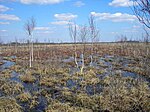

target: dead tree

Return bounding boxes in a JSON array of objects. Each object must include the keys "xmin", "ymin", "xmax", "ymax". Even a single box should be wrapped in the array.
[
  {"xmin": 14, "ymin": 37, "xmax": 18, "ymax": 54},
  {"xmin": 133, "ymin": 0, "xmax": 150, "ymax": 29},
  {"xmin": 0, "ymin": 37, "xmax": 2, "ymax": 61},
  {"xmin": 89, "ymin": 15, "xmax": 99, "ymax": 66},
  {"xmin": 142, "ymin": 26, "xmax": 149, "ymax": 63},
  {"xmin": 68, "ymin": 22, "xmax": 78, "ymax": 68},
  {"xmin": 24, "ymin": 17, "xmax": 36, "ymax": 67},
  {"xmin": 143, "ymin": 26, "xmax": 150, "ymax": 44},
  {"xmin": 78, "ymin": 25, "xmax": 89, "ymax": 73}
]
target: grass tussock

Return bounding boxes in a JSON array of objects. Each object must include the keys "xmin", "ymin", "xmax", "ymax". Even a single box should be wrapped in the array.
[
  {"xmin": 20, "ymin": 74, "xmax": 36, "ymax": 83},
  {"xmin": 17, "ymin": 92, "xmax": 31, "ymax": 102},
  {"xmin": 0, "ymin": 97, "xmax": 22, "ymax": 112},
  {"xmin": 0, "ymin": 62, "xmax": 4, "ymax": 66},
  {"xmin": 46, "ymin": 100, "xmax": 92, "ymax": 112},
  {"xmin": 0, "ymin": 79, "xmax": 23, "ymax": 95}
]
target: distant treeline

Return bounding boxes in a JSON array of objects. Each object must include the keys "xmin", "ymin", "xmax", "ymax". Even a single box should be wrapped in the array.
[{"xmin": 1, "ymin": 41, "xmax": 148, "ymax": 46}]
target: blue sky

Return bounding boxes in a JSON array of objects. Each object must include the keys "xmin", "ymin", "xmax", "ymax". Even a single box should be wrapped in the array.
[{"xmin": 0, "ymin": 0, "xmax": 146, "ymax": 43}]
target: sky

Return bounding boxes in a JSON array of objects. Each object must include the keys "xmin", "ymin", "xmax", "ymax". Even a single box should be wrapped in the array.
[{"xmin": 0, "ymin": 0, "xmax": 148, "ymax": 43}]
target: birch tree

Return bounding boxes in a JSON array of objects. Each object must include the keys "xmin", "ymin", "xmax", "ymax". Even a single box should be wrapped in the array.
[
  {"xmin": 24, "ymin": 17, "xmax": 36, "ymax": 67},
  {"xmin": 0, "ymin": 37, "xmax": 2, "ymax": 61},
  {"xmin": 78, "ymin": 25, "xmax": 89, "ymax": 73},
  {"xmin": 69, "ymin": 22, "xmax": 79, "ymax": 68},
  {"xmin": 89, "ymin": 15, "xmax": 99, "ymax": 66}
]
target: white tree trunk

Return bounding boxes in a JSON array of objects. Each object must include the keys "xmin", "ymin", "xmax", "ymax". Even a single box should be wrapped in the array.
[
  {"xmin": 75, "ymin": 51, "xmax": 78, "ymax": 68},
  {"xmin": 29, "ymin": 35, "xmax": 32, "ymax": 68},
  {"xmin": 31, "ymin": 35, "xmax": 34, "ymax": 62},
  {"xmin": 90, "ymin": 55, "xmax": 93, "ymax": 66},
  {"xmin": 90, "ymin": 40, "xmax": 94, "ymax": 66},
  {"xmin": 80, "ymin": 53, "xmax": 84, "ymax": 74},
  {"xmin": 29, "ymin": 47, "xmax": 32, "ymax": 67}
]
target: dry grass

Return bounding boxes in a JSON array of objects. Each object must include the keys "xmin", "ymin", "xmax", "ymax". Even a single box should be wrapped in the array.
[
  {"xmin": 46, "ymin": 100, "xmax": 92, "ymax": 112},
  {"xmin": 0, "ymin": 97, "xmax": 22, "ymax": 112},
  {"xmin": 0, "ymin": 43, "xmax": 149, "ymax": 111},
  {"xmin": 0, "ymin": 79, "xmax": 23, "ymax": 95},
  {"xmin": 20, "ymin": 74, "xmax": 36, "ymax": 83},
  {"xmin": 17, "ymin": 92, "xmax": 31, "ymax": 102}
]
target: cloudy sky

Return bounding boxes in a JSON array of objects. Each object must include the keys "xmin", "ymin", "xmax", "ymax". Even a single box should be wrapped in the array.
[{"xmin": 0, "ymin": 0, "xmax": 146, "ymax": 43}]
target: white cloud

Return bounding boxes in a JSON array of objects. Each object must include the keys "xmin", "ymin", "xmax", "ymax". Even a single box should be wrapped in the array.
[
  {"xmin": 51, "ymin": 13, "xmax": 77, "ymax": 26},
  {"xmin": 133, "ymin": 25, "xmax": 140, "ymax": 28},
  {"xmin": 0, "ymin": 14, "xmax": 20, "ymax": 21},
  {"xmin": 51, "ymin": 21, "xmax": 73, "ymax": 25},
  {"xmin": 91, "ymin": 12, "xmax": 136, "ymax": 22},
  {"xmin": 36, "ymin": 31, "xmax": 53, "ymax": 34},
  {"xmin": 109, "ymin": 0, "xmax": 136, "ymax": 7},
  {"xmin": 0, "ymin": 5, "xmax": 10, "ymax": 12},
  {"xmin": 35, "ymin": 26, "xmax": 55, "ymax": 34},
  {"xmin": 43, "ymin": 31, "xmax": 53, "ymax": 34},
  {"xmin": 111, "ymin": 32, "xmax": 119, "ymax": 34},
  {"xmin": 0, "ymin": 0, "xmax": 17, "ymax": 2},
  {"xmin": 74, "ymin": 1, "xmax": 85, "ymax": 7},
  {"xmin": 122, "ymin": 25, "xmax": 141, "ymax": 33},
  {"xmin": 20, "ymin": 0, "xmax": 65, "ymax": 4},
  {"xmin": 54, "ymin": 13, "xmax": 78, "ymax": 21},
  {"xmin": 0, "ymin": 22, "xmax": 10, "ymax": 24},
  {"xmin": 35, "ymin": 27, "xmax": 50, "ymax": 30},
  {"xmin": 124, "ymin": 29, "xmax": 138, "ymax": 33},
  {"xmin": 0, "ymin": 30, "xmax": 7, "ymax": 32}
]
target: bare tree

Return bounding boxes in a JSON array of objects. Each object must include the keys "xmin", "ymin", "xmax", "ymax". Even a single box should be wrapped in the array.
[
  {"xmin": 24, "ymin": 17, "xmax": 36, "ymax": 67},
  {"xmin": 78, "ymin": 25, "xmax": 89, "ymax": 73},
  {"xmin": 14, "ymin": 37, "xmax": 18, "ymax": 54},
  {"xmin": 0, "ymin": 37, "xmax": 2, "ymax": 61},
  {"xmin": 68, "ymin": 22, "xmax": 78, "ymax": 68},
  {"xmin": 118, "ymin": 34, "xmax": 128, "ymax": 43},
  {"xmin": 89, "ymin": 15, "xmax": 99, "ymax": 66},
  {"xmin": 143, "ymin": 26, "xmax": 150, "ymax": 44},
  {"xmin": 133, "ymin": 0, "xmax": 150, "ymax": 29},
  {"xmin": 117, "ymin": 34, "xmax": 129, "ymax": 56},
  {"xmin": 0, "ymin": 36, "xmax": 2, "ymax": 45}
]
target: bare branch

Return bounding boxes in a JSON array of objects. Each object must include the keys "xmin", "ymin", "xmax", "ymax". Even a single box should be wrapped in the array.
[
  {"xmin": 24, "ymin": 17, "xmax": 36, "ymax": 36},
  {"xmin": 68, "ymin": 22, "xmax": 77, "ymax": 43},
  {"xmin": 133, "ymin": 0, "xmax": 150, "ymax": 29}
]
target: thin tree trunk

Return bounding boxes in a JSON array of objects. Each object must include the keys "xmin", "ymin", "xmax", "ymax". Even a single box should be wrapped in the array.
[
  {"xmin": 80, "ymin": 53, "xmax": 84, "ymax": 74},
  {"xmin": 31, "ymin": 35, "xmax": 34, "ymax": 62},
  {"xmin": 90, "ymin": 41, "xmax": 93, "ymax": 66},
  {"xmin": 29, "ymin": 35, "xmax": 32, "ymax": 67},
  {"xmin": 74, "ymin": 45, "xmax": 78, "ymax": 68}
]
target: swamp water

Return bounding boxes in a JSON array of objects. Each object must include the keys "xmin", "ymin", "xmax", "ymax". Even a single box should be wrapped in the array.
[{"xmin": 0, "ymin": 55, "xmax": 149, "ymax": 111}]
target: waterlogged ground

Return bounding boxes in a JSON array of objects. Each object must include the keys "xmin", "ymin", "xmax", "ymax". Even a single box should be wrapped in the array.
[{"xmin": 0, "ymin": 55, "xmax": 150, "ymax": 112}]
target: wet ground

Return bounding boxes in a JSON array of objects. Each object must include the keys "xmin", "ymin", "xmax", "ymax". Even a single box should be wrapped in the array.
[{"xmin": 0, "ymin": 55, "xmax": 149, "ymax": 111}]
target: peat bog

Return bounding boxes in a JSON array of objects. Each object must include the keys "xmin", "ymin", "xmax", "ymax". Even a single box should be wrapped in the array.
[{"xmin": 0, "ymin": 43, "xmax": 150, "ymax": 112}]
